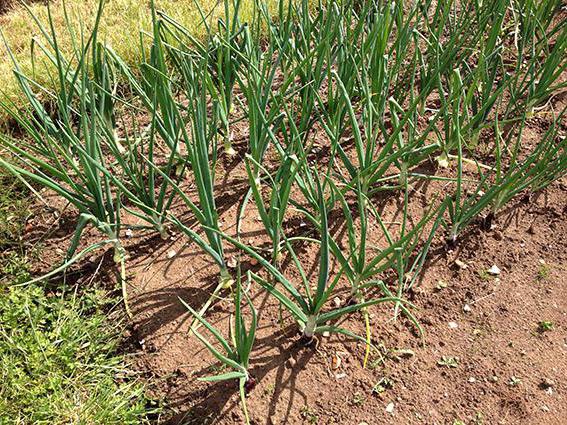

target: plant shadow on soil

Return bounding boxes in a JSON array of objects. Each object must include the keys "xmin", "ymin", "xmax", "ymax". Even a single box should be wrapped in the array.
[{"xmin": 20, "ymin": 134, "xmax": 567, "ymax": 424}]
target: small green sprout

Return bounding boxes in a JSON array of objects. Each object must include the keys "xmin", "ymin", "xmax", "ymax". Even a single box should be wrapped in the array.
[
  {"xmin": 537, "ymin": 263, "xmax": 552, "ymax": 281},
  {"xmin": 300, "ymin": 405, "xmax": 318, "ymax": 424},
  {"xmin": 372, "ymin": 377, "xmax": 394, "ymax": 395},
  {"xmin": 351, "ymin": 392, "xmax": 365, "ymax": 406},
  {"xmin": 437, "ymin": 356, "xmax": 459, "ymax": 368},
  {"xmin": 538, "ymin": 321, "xmax": 554, "ymax": 333}
]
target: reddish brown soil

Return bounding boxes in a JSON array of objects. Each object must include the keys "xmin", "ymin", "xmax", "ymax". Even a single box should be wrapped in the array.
[
  {"xmin": 118, "ymin": 164, "xmax": 567, "ymax": 425},
  {"xmin": 17, "ymin": 109, "xmax": 566, "ymax": 425}
]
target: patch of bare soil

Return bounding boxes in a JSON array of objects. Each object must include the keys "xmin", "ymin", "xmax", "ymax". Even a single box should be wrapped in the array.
[
  {"xmin": 116, "ymin": 155, "xmax": 567, "ymax": 425},
  {"xmin": 17, "ymin": 114, "xmax": 566, "ymax": 425}
]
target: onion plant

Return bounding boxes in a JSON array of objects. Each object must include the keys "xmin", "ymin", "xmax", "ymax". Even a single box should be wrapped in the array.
[
  {"xmin": 0, "ymin": 2, "xmax": 124, "ymax": 262},
  {"xmin": 217, "ymin": 169, "xmax": 408, "ymax": 343},
  {"xmin": 180, "ymin": 269, "xmax": 257, "ymax": 425},
  {"xmin": 160, "ymin": 0, "xmax": 248, "ymax": 156},
  {"xmin": 244, "ymin": 153, "xmax": 299, "ymax": 265}
]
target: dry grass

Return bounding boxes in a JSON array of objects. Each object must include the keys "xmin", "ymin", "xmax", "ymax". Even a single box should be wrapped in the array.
[{"xmin": 0, "ymin": 0, "xmax": 279, "ymax": 119}]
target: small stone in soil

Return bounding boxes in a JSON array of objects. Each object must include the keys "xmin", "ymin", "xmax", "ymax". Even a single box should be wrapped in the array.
[
  {"xmin": 455, "ymin": 259, "xmax": 468, "ymax": 270},
  {"xmin": 448, "ymin": 321, "xmax": 459, "ymax": 329},
  {"xmin": 333, "ymin": 297, "xmax": 341, "ymax": 307},
  {"xmin": 385, "ymin": 402, "xmax": 395, "ymax": 413},
  {"xmin": 167, "ymin": 250, "xmax": 176, "ymax": 259},
  {"xmin": 487, "ymin": 264, "xmax": 501, "ymax": 275},
  {"xmin": 226, "ymin": 257, "xmax": 237, "ymax": 268},
  {"xmin": 463, "ymin": 304, "xmax": 472, "ymax": 313}
]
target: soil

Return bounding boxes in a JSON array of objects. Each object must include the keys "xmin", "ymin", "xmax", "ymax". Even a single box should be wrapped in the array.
[
  {"xmin": 117, "ymin": 167, "xmax": 567, "ymax": 425},
  {"xmin": 8, "ymin": 7, "xmax": 567, "ymax": 422},
  {"xmin": 15, "ymin": 100, "xmax": 566, "ymax": 425}
]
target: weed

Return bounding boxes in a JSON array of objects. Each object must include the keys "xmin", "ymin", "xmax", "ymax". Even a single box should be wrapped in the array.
[
  {"xmin": 437, "ymin": 356, "xmax": 459, "ymax": 368},
  {"xmin": 538, "ymin": 321, "xmax": 554, "ymax": 333},
  {"xmin": 537, "ymin": 263, "xmax": 552, "ymax": 281}
]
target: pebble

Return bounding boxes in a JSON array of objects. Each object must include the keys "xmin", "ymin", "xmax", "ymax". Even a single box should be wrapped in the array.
[
  {"xmin": 226, "ymin": 257, "xmax": 237, "ymax": 268},
  {"xmin": 448, "ymin": 321, "xmax": 459, "ymax": 329},
  {"xmin": 333, "ymin": 297, "xmax": 342, "ymax": 308},
  {"xmin": 468, "ymin": 377, "xmax": 476, "ymax": 383},
  {"xmin": 463, "ymin": 304, "xmax": 472, "ymax": 313},
  {"xmin": 385, "ymin": 402, "xmax": 395, "ymax": 414},
  {"xmin": 541, "ymin": 405, "xmax": 550, "ymax": 412},
  {"xmin": 167, "ymin": 250, "xmax": 176, "ymax": 259},
  {"xmin": 488, "ymin": 264, "xmax": 501, "ymax": 275},
  {"xmin": 455, "ymin": 259, "xmax": 468, "ymax": 270},
  {"xmin": 322, "ymin": 331, "xmax": 330, "ymax": 337},
  {"xmin": 125, "ymin": 228, "xmax": 134, "ymax": 238}
]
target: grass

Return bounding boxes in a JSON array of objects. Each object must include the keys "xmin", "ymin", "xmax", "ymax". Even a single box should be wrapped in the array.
[
  {"xmin": 0, "ymin": 171, "xmax": 156, "ymax": 424},
  {"xmin": 0, "ymin": 279, "xmax": 154, "ymax": 424},
  {"xmin": 0, "ymin": 0, "xmax": 565, "ymax": 421},
  {"xmin": 0, "ymin": 0, "xmax": 281, "ymax": 122}
]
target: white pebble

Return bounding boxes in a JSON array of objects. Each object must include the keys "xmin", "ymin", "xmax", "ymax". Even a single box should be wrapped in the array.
[
  {"xmin": 448, "ymin": 321, "xmax": 459, "ymax": 329},
  {"xmin": 385, "ymin": 402, "xmax": 395, "ymax": 413},
  {"xmin": 488, "ymin": 264, "xmax": 501, "ymax": 275}
]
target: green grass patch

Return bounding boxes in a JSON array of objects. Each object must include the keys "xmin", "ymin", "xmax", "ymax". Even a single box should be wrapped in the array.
[
  {"xmin": 0, "ymin": 277, "xmax": 155, "ymax": 424},
  {"xmin": 0, "ymin": 172, "xmax": 156, "ymax": 423}
]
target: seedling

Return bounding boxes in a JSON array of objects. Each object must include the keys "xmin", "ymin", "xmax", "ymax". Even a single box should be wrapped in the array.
[
  {"xmin": 538, "ymin": 321, "xmax": 554, "ymax": 333},
  {"xmin": 437, "ymin": 356, "xmax": 459, "ymax": 368},
  {"xmin": 537, "ymin": 263, "xmax": 552, "ymax": 281},
  {"xmin": 179, "ymin": 271, "xmax": 257, "ymax": 424}
]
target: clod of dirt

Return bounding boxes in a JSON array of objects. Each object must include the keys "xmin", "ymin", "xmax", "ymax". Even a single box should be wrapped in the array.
[{"xmin": 540, "ymin": 378, "xmax": 555, "ymax": 389}]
